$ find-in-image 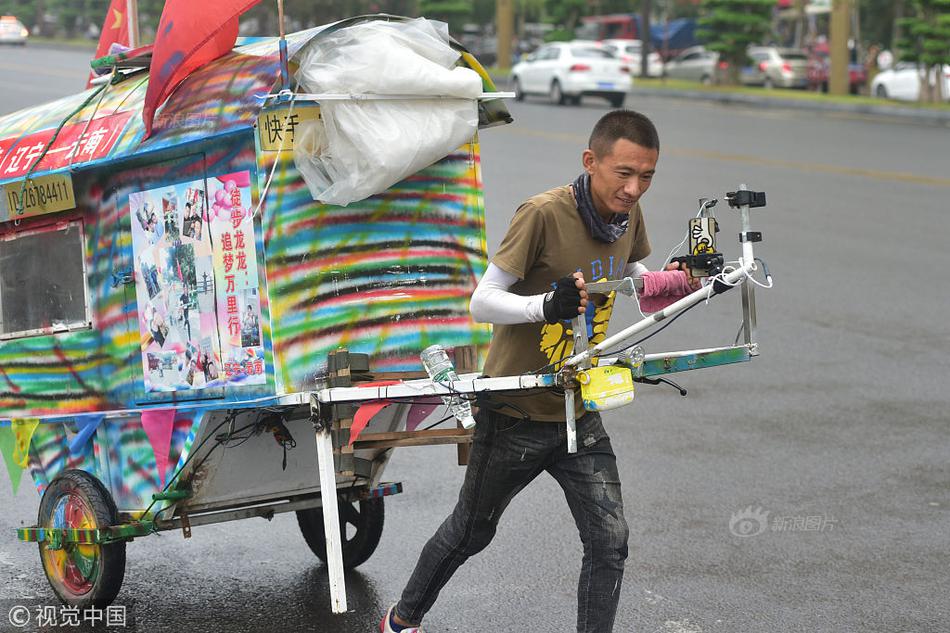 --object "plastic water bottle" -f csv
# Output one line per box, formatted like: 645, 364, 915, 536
419, 344, 476, 429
